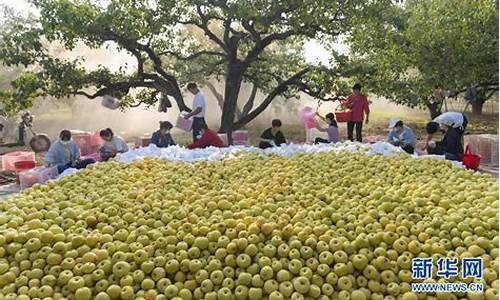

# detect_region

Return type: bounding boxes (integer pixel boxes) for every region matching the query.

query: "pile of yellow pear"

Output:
[0,151,497,300]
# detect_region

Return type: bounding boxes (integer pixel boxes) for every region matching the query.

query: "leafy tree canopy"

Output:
[346,0,498,116]
[0,0,383,135]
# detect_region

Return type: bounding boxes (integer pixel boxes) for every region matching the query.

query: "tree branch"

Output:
[206,81,225,112]
[298,83,345,102]
[234,67,311,128]
[73,80,157,99]
[241,83,258,117]
[158,50,226,60]
[195,5,228,52]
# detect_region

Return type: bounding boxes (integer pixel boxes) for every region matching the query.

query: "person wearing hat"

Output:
[342,83,370,142]
[151,121,176,148]
[425,115,465,162]
[386,118,415,154]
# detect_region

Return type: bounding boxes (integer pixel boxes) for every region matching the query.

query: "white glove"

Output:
[270,140,276,147]
[428,140,436,147]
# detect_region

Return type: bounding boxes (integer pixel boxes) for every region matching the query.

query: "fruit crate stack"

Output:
[1,151,36,171]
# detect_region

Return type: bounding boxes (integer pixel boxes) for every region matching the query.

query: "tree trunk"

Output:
[220,63,244,145]
[471,89,487,115]
[471,100,484,115]
[426,101,441,119]
[206,81,243,119]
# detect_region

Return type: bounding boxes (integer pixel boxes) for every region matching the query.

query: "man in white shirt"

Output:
[183,82,207,142]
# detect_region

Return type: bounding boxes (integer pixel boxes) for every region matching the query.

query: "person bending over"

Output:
[259,119,287,149]
[425,121,464,161]
[99,128,129,161]
[187,123,224,149]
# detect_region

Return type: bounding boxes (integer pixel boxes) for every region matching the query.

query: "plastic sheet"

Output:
[55,141,470,180]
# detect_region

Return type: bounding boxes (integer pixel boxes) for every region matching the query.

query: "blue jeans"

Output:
[57,158,95,174]
[192,117,206,142]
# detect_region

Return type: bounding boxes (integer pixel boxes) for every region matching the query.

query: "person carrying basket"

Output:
[341,83,370,142]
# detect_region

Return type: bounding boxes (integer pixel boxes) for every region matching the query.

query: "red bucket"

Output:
[462,145,481,170]
[335,111,352,123]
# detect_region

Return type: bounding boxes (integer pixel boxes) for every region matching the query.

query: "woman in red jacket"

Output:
[187,123,224,149]
[343,83,370,142]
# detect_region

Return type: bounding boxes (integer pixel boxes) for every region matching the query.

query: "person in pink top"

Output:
[343,83,370,142]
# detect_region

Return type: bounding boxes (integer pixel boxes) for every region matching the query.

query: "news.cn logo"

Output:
[411,257,484,293]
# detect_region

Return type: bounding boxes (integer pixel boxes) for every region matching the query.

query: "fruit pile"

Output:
[0,151,498,300]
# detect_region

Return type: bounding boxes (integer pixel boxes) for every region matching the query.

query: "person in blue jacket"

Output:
[151,121,176,148]
[45,130,95,174]
[387,118,416,154]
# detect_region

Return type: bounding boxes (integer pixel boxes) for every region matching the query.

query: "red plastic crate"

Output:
[2,151,36,171]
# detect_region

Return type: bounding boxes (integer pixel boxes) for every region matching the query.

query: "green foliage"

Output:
[0,0,382,128]
[346,0,499,111]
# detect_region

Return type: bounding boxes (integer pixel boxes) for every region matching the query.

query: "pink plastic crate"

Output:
[19,166,58,190]
[70,131,93,156]
[232,130,249,141]
[90,131,103,147]
[2,151,36,171]
[477,134,499,165]
[175,115,193,132]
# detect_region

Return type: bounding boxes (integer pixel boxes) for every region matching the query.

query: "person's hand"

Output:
[365,117,369,124]
[428,140,436,148]
[183,114,189,119]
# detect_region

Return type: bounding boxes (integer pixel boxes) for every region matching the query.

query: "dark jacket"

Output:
[151,131,175,148]
[436,128,464,159]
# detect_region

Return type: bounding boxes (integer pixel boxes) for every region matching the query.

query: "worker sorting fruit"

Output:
[386,117,415,154]
[259,119,287,149]
[44,130,95,173]
[425,112,467,161]
[314,113,340,144]
[187,123,224,149]
[151,121,176,148]
[99,128,129,161]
